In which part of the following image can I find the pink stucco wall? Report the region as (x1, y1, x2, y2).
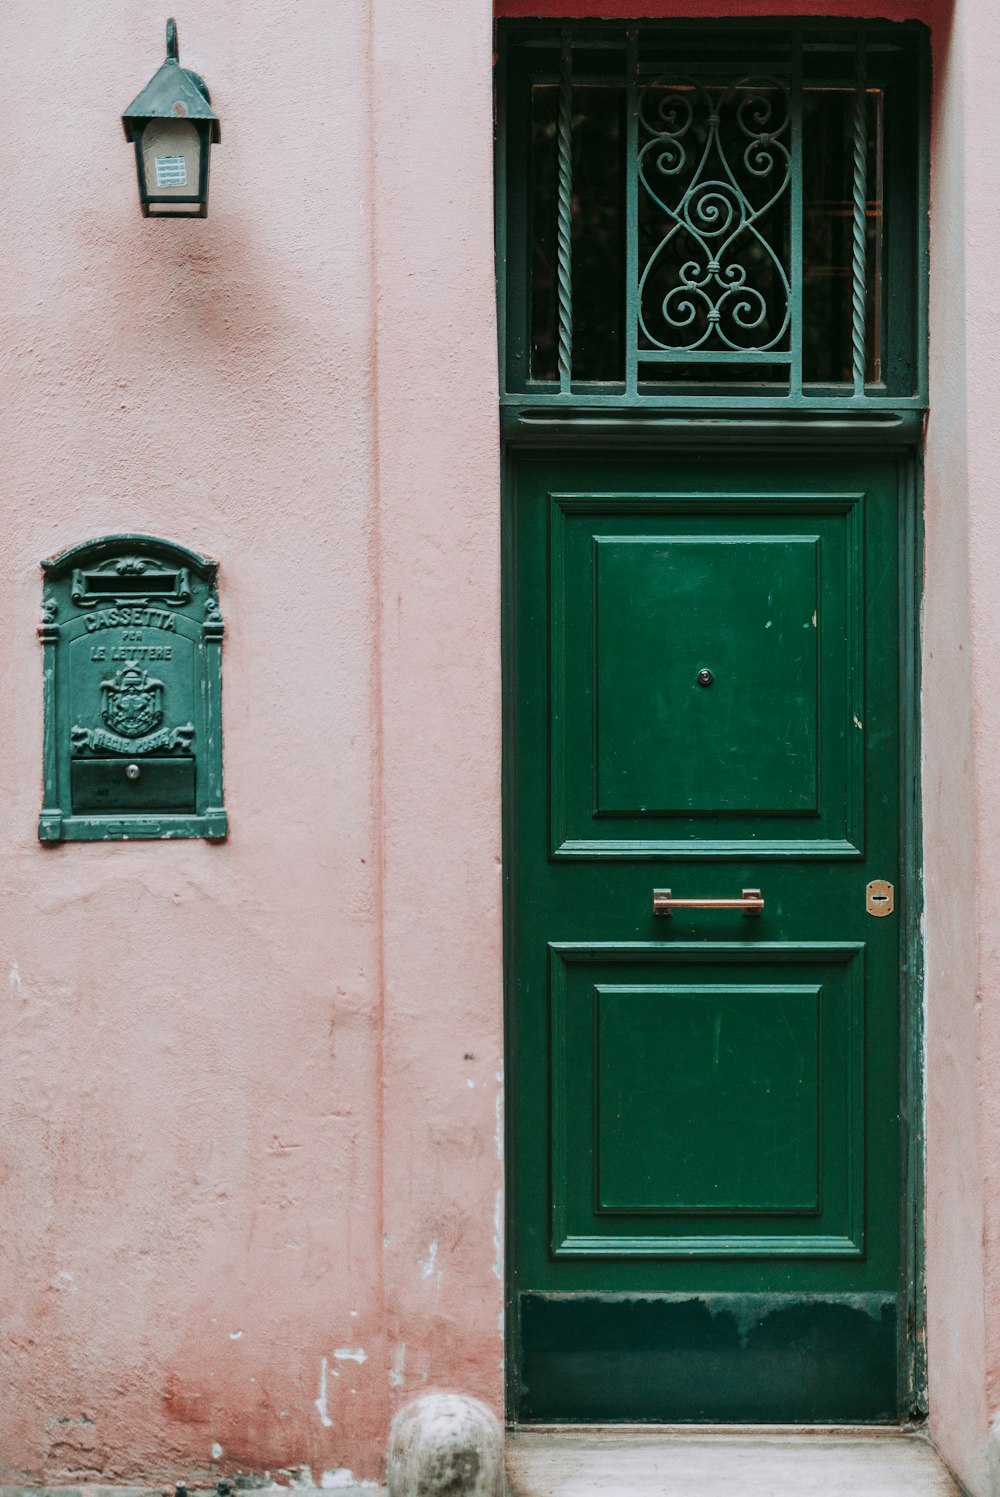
(0, 1, 499, 1486)
(925, 2, 1000, 1491)
(7, 0, 1000, 1492)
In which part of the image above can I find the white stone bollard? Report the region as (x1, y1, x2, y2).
(386, 1392, 505, 1497)
(987, 1412, 1000, 1497)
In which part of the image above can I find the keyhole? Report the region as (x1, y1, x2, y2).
(866, 880, 894, 916)
(697, 668, 714, 688)
(126, 763, 141, 781)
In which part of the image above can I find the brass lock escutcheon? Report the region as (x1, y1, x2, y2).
(866, 880, 895, 917)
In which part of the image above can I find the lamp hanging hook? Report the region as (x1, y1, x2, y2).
(166, 18, 179, 62)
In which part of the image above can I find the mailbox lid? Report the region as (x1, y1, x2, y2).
(71, 756, 196, 813)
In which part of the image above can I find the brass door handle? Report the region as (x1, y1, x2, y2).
(652, 888, 764, 918)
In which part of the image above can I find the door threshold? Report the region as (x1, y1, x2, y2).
(505, 1427, 960, 1497)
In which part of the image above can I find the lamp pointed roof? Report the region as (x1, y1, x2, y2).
(122, 20, 220, 142)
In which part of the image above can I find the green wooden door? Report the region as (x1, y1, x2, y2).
(508, 450, 906, 1422)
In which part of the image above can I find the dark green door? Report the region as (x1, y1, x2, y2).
(509, 450, 905, 1422)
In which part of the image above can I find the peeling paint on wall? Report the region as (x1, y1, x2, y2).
(315, 1359, 333, 1430)
(389, 1345, 406, 1389)
(493, 1189, 503, 1283)
(419, 1240, 438, 1280)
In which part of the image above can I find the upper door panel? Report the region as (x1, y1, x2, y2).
(546, 462, 872, 858)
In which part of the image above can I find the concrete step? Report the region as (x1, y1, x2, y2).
(505, 1430, 962, 1497)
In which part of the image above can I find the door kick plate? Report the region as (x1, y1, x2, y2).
(866, 879, 894, 917)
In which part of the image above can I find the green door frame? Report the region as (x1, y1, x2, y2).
(496, 14, 929, 1424)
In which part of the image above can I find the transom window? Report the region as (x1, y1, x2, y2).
(498, 20, 928, 409)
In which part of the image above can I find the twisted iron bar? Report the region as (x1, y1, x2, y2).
(557, 29, 573, 391)
(851, 31, 868, 394)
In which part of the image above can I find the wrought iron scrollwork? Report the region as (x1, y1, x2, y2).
(637, 73, 792, 359)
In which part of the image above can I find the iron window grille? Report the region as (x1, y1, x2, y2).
(497, 20, 928, 412)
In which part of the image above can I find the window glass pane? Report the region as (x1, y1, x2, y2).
(514, 26, 912, 402)
(571, 86, 624, 383)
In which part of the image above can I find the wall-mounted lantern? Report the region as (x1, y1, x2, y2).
(122, 19, 220, 218)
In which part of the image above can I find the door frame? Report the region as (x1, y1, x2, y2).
(500, 421, 926, 1422)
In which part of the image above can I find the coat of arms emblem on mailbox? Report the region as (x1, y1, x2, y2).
(38, 535, 227, 843)
(103, 662, 164, 738)
(69, 662, 195, 755)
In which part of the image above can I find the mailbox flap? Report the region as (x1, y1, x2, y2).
(71, 756, 196, 814)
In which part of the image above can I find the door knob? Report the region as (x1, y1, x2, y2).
(653, 888, 764, 918)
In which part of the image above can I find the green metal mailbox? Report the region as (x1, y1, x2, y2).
(39, 536, 227, 843)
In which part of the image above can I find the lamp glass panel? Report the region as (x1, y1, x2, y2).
(141, 119, 201, 199)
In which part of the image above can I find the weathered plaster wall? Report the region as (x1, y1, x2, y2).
(926, 2, 1000, 1492)
(920, 3, 991, 1491)
(371, 0, 503, 1415)
(0, 0, 501, 1485)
